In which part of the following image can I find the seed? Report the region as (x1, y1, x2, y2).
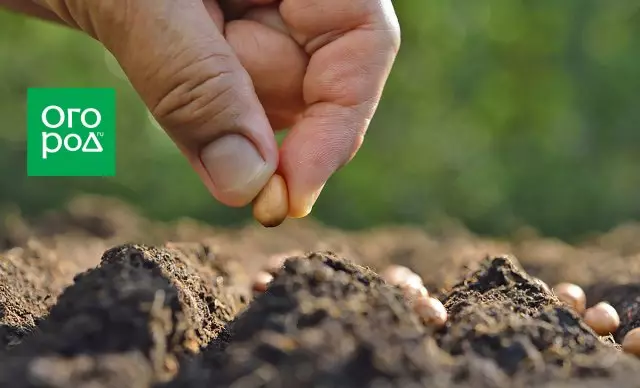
(252, 174, 289, 228)
(403, 272, 424, 287)
(553, 282, 586, 314)
(414, 296, 448, 328)
(583, 302, 620, 336)
(403, 284, 429, 301)
(623, 328, 640, 356)
(400, 272, 428, 297)
(381, 266, 429, 301)
(380, 265, 414, 286)
(381, 266, 428, 300)
(252, 271, 274, 293)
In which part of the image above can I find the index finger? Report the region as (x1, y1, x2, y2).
(277, 0, 400, 218)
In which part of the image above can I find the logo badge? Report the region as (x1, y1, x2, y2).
(27, 88, 116, 177)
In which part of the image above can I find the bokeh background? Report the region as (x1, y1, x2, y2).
(0, 1, 639, 241)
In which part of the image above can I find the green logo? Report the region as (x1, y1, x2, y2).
(27, 88, 116, 177)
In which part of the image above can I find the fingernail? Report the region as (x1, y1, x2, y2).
(201, 134, 271, 204)
(291, 183, 325, 218)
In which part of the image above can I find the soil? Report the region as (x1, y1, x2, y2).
(2, 195, 640, 387)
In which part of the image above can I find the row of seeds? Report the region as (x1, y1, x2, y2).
(251, 255, 640, 356)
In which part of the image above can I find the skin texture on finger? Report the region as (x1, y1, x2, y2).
(278, 0, 400, 217)
(225, 17, 307, 130)
(40, 0, 279, 207)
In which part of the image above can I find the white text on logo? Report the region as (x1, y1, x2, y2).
(40, 105, 104, 159)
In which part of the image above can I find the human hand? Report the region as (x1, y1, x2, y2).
(30, 0, 400, 219)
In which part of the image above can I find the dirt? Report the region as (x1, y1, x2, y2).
(2, 195, 640, 387)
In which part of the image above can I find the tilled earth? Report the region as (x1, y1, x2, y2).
(2, 196, 640, 387)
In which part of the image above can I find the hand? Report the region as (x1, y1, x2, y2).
(25, 0, 400, 218)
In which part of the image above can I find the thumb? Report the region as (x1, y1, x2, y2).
(44, 0, 279, 207)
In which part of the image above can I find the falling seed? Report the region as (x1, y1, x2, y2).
(252, 271, 274, 293)
(553, 282, 586, 314)
(623, 328, 640, 356)
(583, 302, 620, 336)
(253, 174, 289, 228)
(414, 296, 448, 328)
(381, 265, 414, 286)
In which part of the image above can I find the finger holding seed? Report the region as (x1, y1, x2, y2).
(253, 174, 289, 227)
(623, 328, 640, 356)
(553, 282, 586, 314)
(583, 302, 620, 336)
(414, 296, 448, 328)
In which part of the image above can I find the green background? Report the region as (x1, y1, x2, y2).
(1, 1, 639, 241)
(27, 88, 115, 177)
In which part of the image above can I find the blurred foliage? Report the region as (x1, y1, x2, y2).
(0, 1, 639, 240)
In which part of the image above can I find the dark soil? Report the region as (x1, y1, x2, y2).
(2, 195, 640, 387)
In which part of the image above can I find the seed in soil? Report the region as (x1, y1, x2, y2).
(413, 296, 447, 328)
(402, 284, 429, 301)
(252, 174, 289, 228)
(381, 265, 428, 300)
(380, 264, 414, 286)
(623, 328, 640, 356)
(553, 282, 586, 314)
(252, 271, 274, 293)
(583, 302, 620, 336)
(400, 271, 428, 297)
(622, 327, 640, 357)
(402, 271, 424, 287)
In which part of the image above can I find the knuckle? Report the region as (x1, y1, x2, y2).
(151, 59, 246, 145)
